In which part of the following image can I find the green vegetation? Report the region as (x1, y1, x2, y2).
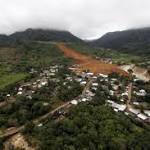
(0, 67, 82, 129)
(0, 42, 72, 91)
(68, 43, 148, 65)
(25, 103, 150, 150)
(0, 73, 28, 90)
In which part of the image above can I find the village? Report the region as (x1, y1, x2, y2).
(69, 64, 150, 123)
(2, 61, 149, 128)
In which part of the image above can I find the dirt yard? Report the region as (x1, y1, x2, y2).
(57, 43, 128, 75)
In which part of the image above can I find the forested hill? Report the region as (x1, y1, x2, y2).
(0, 29, 83, 46)
(90, 27, 150, 55)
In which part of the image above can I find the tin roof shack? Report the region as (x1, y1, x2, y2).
(70, 100, 78, 105)
(107, 100, 126, 112)
(80, 81, 87, 86)
(136, 89, 147, 96)
(128, 108, 141, 116)
(137, 113, 148, 121)
(144, 110, 150, 117)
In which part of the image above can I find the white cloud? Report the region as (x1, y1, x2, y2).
(0, 0, 150, 39)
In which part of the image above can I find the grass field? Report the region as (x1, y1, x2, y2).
(0, 73, 28, 90)
(0, 42, 72, 90)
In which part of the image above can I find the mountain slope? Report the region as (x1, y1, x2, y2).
(0, 29, 83, 46)
(90, 28, 150, 55)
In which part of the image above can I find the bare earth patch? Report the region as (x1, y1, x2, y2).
(3, 133, 35, 150)
(57, 43, 128, 76)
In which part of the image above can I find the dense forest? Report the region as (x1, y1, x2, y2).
(24, 91, 150, 150)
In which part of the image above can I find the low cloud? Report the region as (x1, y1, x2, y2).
(0, 0, 150, 39)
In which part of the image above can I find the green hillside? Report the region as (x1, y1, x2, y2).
(0, 42, 72, 90)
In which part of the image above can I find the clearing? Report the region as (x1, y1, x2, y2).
(57, 43, 128, 75)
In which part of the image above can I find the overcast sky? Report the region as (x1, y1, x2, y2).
(0, 0, 150, 39)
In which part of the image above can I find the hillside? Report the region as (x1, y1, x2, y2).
(90, 28, 150, 55)
(57, 43, 128, 75)
(0, 29, 83, 46)
(0, 42, 71, 91)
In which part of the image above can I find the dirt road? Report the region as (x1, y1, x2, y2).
(57, 43, 128, 76)
(126, 83, 133, 111)
(0, 79, 92, 139)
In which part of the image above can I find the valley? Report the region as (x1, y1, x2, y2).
(0, 29, 149, 150)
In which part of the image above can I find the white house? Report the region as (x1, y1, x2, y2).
(71, 100, 78, 105)
(86, 72, 94, 76)
(144, 110, 150, 117)
(92, 83, 99, 87)
(17, 91, 23, 95)
(99, 74, 108, 78)
(80, 81, 87, 86)
(81, 98, 88, 102)
(129, 108, 140, 115)
(137, 113, 148, 121)
(136, 89, 147, 96)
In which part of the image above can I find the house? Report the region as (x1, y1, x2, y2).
(92, 83, 99, 87)
(6, 94, 10, 97)
(43, 102, 49, 106)
(107, 100, 126, 111)
(49, 73, 55, 76)
(106, 100, 114, 104)
(137, 113, 148, 121)
(66, 77, 73, 81)
(111, 78, 117, 81)
(37, 123, 43, 127)
(121, 92, 128, 97)
(33, 82, 37, 85)
(129, 108, 140, 115)
(81, 98, 88, 102)
(114, 108, 119, 112)
(99, 73, 108, 78)
(71, 100, 78, 105)
(91, 87, 97, 91)
(18, 87, 23, 91)
(111, 103, 126, 111)
(109, 90, 114, 96)
(112, 85, 118, 91)
(68, 67, 76, 70)
(86, 90, 95, 97)
(27, 95, 32, 99)
(124, 112, 129, 116)
(75, 78, 82, 82)
(17, 91, 23, 95)
(38, 84, 42, 88)
(144, 110, 150, 117)
(86, 72, 94, 76)
(41, 81, 48, 86)
(50, 69, 56, 73)
(80, 81, 87, 86)
(92, 76, 97, 79)
(133, 102, 140, 105)
(136, 89, 147, 96)
(120, 99, 124, 102)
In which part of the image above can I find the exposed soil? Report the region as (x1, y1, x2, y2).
(57, 43, 128, 76)
(121, 64, 150, 81)
(3, 133, 35, 150)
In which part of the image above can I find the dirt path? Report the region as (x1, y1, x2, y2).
(0, 79, 92, 139)
(57, 43, 128, 75)
(126, 83, 133, 111)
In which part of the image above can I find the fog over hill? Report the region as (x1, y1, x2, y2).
(90, 27, 150, 55)
(0, 28, 83, 46)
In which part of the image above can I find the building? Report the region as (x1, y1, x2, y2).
(137, 113, 148, 121)
(71, 100, 78, 105)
